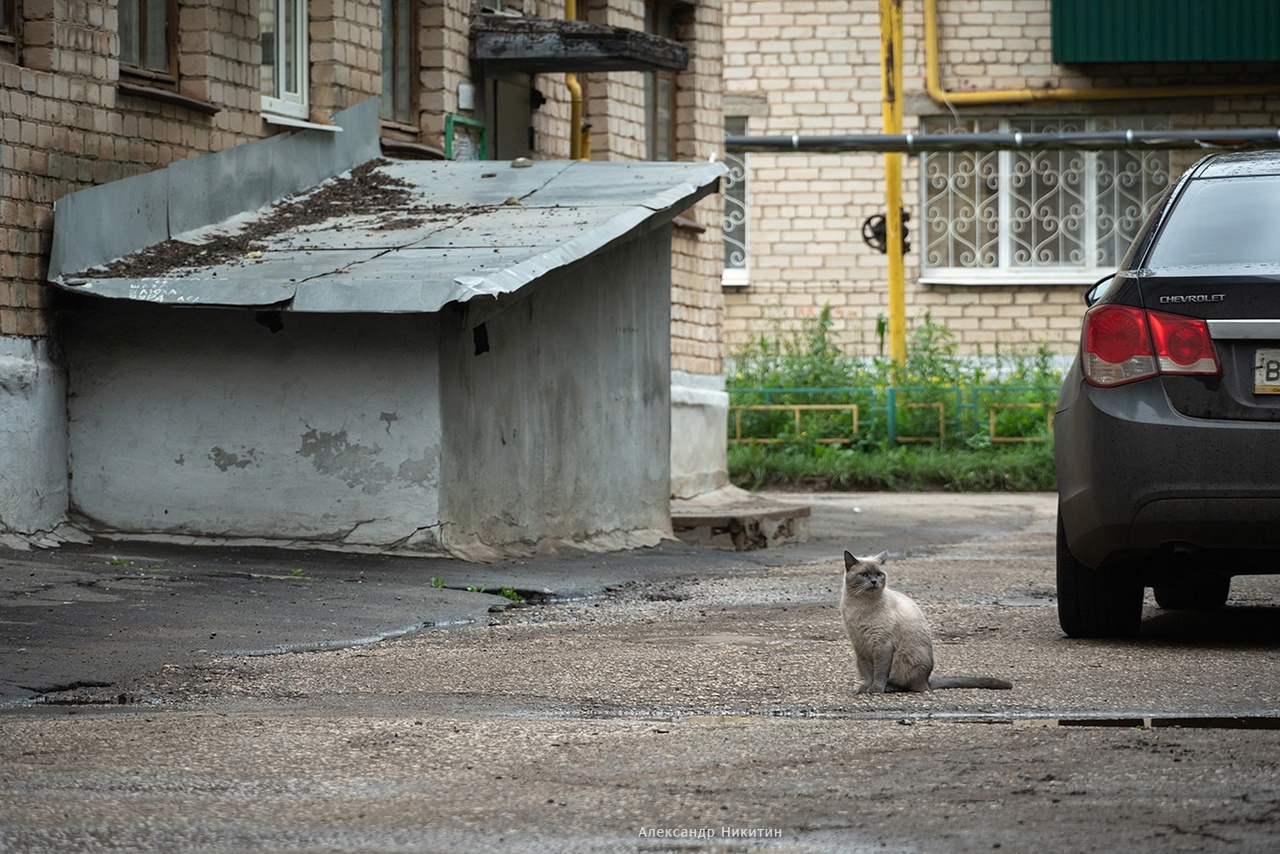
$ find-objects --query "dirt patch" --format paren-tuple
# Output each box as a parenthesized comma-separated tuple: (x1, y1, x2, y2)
(79, 160, 478, 279)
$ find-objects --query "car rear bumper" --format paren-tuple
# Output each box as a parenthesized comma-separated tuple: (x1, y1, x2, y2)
(1056, 370, 1280, 569)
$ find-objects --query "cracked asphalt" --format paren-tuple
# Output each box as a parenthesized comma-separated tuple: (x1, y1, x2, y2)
(3, 492, 1280, 853)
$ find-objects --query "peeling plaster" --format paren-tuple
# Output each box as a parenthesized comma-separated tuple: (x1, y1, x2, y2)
(298, 427, 393, 494)
(396, 454, 437, 488)
(208, 447, 257, 472)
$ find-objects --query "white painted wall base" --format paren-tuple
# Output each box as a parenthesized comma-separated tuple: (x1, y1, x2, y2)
(0, 337, 68, 536)
(670, 369, 729, 500)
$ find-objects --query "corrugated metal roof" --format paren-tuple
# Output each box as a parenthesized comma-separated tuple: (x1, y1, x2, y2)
(1052, 0, 1280, 63)
(46, 98, 727, 315)
(50, 157, 726, 314)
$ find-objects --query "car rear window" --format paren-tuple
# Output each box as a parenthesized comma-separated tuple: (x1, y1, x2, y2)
(1146, 175, 1280, 268)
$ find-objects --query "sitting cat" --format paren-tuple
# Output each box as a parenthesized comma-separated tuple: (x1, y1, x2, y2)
(840, 550, 1013, 693)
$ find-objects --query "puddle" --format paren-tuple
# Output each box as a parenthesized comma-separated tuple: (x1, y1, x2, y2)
(1018, 715, 1280, 730)
(508, 705, 1280, 731)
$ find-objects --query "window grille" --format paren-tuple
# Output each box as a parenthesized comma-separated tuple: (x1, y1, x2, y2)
(920, 116, 1171, 283)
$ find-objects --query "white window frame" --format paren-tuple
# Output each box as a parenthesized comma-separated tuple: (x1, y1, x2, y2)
(918, 116, 1171, 286)
(261, 0, 309, 121)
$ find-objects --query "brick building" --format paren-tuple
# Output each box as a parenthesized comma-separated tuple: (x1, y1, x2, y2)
(721, 0, 1280, 359)
(0, 0, 728, 541)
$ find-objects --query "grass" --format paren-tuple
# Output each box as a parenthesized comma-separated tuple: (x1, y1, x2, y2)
(728, 440, 1056, 493)
(727, 306, 1061, 492)
(432, 575, 526, 604)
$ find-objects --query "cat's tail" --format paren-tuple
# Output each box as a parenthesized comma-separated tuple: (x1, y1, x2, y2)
(929, 675, 1013, 690)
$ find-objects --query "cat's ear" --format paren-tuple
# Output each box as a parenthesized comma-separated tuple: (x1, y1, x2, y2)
(873, 550, 889, 564)
(843, 550, 857, 570)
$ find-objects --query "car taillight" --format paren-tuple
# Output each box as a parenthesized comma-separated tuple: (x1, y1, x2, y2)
(1083, 305, 1220, 387)
(1147, 311, 1220, 374)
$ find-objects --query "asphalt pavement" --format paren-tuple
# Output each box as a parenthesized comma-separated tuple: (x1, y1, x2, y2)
(0, 491, 1055, 707)
(8, 491, 1280, 854)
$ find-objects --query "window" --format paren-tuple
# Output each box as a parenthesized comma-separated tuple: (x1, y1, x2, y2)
(722, 116, 749, 286)
(920, 116, 1172, 283)
(261, 0, 308, 119)
(380, 0, 416, 125)
(644, 2, 678, 161)
(119, 0, 176, 78)
(0, 0, 18, 65)
(1147, 177, 1280, 268)
(1, 0, 16, 40)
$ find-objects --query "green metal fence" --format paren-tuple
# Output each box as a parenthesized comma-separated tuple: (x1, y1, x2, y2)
(729, 386, 1059, 446)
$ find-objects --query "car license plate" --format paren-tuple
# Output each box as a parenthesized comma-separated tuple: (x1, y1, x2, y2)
(1255, 348, 1280, 394)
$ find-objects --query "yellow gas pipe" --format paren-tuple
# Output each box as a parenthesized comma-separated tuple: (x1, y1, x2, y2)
(566, 0, 587, 160)
(923, 0, 1280, 106)
(880, 0, 907, 366)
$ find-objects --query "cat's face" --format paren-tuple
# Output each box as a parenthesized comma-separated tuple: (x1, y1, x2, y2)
(843, 549, 889, 595)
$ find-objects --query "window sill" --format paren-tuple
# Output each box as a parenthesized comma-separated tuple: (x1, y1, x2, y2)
(380, 137, 446, 160)
(117, 81, 220, 116)
(262, 113, 343, 133)
(380, 119, 421, 136)
(919, 271, 1109, 287)
(721, 269, 750, 289)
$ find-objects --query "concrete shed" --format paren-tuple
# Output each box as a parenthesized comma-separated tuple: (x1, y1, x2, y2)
(48, 100, 726, 560)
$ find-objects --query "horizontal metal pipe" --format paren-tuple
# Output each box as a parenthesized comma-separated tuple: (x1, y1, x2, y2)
(725, 128, 1280, 154)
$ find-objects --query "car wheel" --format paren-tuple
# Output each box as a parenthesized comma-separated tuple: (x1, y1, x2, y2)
(1056, 512, 1143, 638)
(1153, 577, 1230, 611)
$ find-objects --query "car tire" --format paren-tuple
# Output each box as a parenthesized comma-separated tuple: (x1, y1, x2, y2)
(1153, 577, 1230, 611)
(1056, 512, 1143, 638)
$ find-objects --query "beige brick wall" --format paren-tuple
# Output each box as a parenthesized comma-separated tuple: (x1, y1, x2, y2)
(671, 0, 726, 377)
(4, 0, 724, 378)
(417, 0, 474, 144)
(309, 0, 382, 120)
(559, 0, 726, 377)
(1, 0, 380, 337)
(724, 0, 1280, 360)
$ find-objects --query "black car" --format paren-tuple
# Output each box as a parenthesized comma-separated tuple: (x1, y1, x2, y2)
(1055, 149, 1280, 638)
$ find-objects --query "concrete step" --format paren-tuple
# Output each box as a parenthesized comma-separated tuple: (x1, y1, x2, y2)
(670, 485, 811, 551)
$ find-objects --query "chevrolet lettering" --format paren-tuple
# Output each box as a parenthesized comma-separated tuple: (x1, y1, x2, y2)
(1158, 294, 1225, 304)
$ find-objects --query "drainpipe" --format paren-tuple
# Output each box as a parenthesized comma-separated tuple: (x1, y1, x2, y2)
(880, 0, 907, 366)
(566, 0, 586, 159)
(924, 0, 1280, 106)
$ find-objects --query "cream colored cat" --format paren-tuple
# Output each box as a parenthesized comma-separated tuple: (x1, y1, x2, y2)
(840, 550, 1013, 693)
